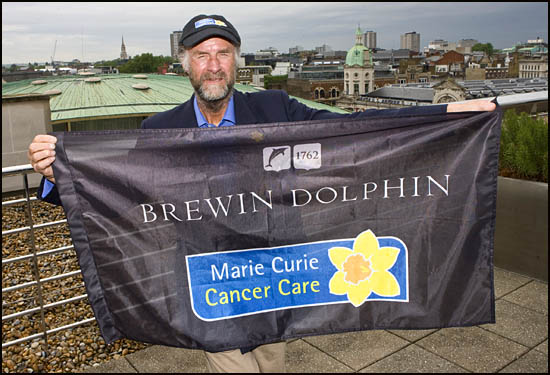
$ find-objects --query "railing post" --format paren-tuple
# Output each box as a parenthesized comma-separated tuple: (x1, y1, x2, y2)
(23, 173, 49, 354)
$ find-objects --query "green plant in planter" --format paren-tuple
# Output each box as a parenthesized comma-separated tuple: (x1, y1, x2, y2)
(499, 110, 548, 183)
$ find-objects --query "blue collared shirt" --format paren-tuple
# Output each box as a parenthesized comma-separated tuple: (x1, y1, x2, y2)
(194, 95, 236, 128)
(42, 178, 55, 198)
(41, 95, 237, 199)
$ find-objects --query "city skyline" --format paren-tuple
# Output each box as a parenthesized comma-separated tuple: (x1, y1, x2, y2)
(2, 2, 548, 65)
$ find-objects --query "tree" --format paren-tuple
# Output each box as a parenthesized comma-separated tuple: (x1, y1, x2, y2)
(264, 74, 287, 89)
(499, 110, 548, 182)
(472, 43, 494, 57)
(95, 58, 122, 67)
(118, 53, 176, 73)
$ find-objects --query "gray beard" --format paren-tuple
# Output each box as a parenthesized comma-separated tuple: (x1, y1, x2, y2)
(190, 70, 234, 111)
(197, 80, 233, 102)
(196, 84, 233, 113)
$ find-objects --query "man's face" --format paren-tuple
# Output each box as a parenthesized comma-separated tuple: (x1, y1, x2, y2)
(186, 37, 236, 102)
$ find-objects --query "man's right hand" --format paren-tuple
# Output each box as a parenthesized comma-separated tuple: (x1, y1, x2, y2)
(28, 134, 57, 183)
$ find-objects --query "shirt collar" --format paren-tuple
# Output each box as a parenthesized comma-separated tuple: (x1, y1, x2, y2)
(193, 95, 236, 128)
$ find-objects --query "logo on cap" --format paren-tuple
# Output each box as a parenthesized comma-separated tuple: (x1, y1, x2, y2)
(195, 18, 227, 29)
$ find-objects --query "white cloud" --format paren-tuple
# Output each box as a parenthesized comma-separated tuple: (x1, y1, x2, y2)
(2, 24, 30, 32)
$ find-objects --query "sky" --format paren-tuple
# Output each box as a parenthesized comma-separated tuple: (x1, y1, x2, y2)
(2, 2, 548, 65)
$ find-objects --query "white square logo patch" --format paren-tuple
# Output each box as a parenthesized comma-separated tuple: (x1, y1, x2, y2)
(293, 143, 322, 170)
(263, 146, 291, 172)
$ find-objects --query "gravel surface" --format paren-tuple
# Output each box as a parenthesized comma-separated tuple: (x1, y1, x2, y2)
(2, 193, 150, 373)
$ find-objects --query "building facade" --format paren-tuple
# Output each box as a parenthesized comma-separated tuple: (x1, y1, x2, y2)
(363, 31, 377, 49)
(170, 31, 183, 60)
(427, 39, 451, 52)
(286, 61, 344, 105)
(397, 58, 430, 84)
(519, 56, 548, 78)
(432, 78, 467, 104)
(315, 44, 333, 55)
(485, 66, 509, 79)
(286, 78, 343, 106)
(400, 32, 420, 53)
(458, 39, 478, 48)
(272, 62, 291, 76)
(373, 65, 398, 89)
(344, 27, 375, 96)
(236, 65, 272, 86)
(433, 50, 465, 78)
(373, 49, 413, 68)
(289, 45, 304, 55)
(465, 67, 486, 80)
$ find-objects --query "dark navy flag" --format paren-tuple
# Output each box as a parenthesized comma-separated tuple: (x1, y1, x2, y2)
(51, 108, 502, 352)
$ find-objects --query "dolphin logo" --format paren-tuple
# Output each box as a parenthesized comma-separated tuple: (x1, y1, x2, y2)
(265, 147, 287, 168)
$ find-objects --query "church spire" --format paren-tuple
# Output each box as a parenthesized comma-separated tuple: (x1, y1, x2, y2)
(355, 24, 363, 45)
(120, 35, 128, 60)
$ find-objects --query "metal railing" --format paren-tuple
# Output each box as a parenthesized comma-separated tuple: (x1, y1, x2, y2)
(453, 90, 548, 106)
(1, 90, 548, 353)
(2, 165, 95, 353)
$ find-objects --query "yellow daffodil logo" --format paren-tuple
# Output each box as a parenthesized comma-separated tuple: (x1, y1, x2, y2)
(328, 230, 401, 307)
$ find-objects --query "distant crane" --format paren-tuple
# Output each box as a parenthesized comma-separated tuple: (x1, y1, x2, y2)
(51, 40, 57, 69)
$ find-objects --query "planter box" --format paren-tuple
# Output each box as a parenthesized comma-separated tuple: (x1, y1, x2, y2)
(494, 177, 548, 281)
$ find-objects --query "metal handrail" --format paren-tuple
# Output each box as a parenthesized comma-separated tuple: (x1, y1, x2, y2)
(3, 294, 88, 322)
(452, 90, 548, 106)
(2, 244, 75, 265)
(3, 319, 97, 348)
(2, 163, 34, 176)
(3, 196, 38, 206)
(3, 269, 83, 293)
(2, 219, 68, 236)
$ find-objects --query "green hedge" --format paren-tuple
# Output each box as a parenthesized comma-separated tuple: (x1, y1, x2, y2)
(499, 110, 548, 182)
(263, 74, 287, 89)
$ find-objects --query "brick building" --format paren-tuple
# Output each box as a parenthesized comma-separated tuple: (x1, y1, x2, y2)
(434, 50, 465, 78)
(286, 79, 343, 106)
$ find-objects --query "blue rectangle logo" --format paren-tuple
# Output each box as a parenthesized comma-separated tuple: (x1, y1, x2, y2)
(186, 230, 409, 321)
(195, 18, 227, 29)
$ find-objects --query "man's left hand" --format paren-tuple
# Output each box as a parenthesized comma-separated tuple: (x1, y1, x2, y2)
(446, 100, 496, 112)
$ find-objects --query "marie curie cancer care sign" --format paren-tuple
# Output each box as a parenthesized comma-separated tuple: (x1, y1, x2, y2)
(186, 230, 409, 321)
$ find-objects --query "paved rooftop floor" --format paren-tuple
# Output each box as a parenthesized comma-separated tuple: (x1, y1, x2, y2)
(83, 267, 548, 373)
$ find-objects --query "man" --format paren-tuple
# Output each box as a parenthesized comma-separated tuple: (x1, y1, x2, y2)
(28, 14, 496, 373)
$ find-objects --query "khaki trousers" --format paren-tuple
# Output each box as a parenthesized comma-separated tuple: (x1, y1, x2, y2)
(204, 342, 286, 373)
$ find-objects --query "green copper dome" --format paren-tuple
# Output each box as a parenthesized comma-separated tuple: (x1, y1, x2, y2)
(345, 45, 370, 66)
(345, 25, 372, 66)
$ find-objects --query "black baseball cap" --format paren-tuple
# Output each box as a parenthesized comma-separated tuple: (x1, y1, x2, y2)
(179, 14, 241, 48)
